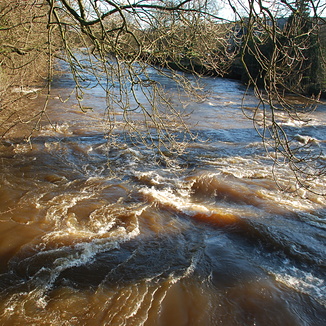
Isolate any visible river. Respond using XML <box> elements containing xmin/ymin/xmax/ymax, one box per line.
<box><xmin>0</xmin><ymin>68</ymin><xmax>325</xmax><ymax>325</ymax></box>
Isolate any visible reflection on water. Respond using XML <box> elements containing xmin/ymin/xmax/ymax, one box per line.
<box><xmin>0</xmin><ymin>73</ymin><xmax>325</xmax><ymax>325</ymax></box>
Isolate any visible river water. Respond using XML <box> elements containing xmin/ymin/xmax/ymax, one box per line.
<box><xmin>0</xmin><ymin>69</ymin><xmax>325</xmax><ymax>325</ymax></box>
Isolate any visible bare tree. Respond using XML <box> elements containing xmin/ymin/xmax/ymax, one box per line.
<box><xmin>236</xmin><ymin>0</ymin><xmax>326</xmax><ymax>194</ymax></box>
<box><xmin>0</xmin><ymin>0</ymin><xmax>325</xmax><ymax>193</ymax></box>
<box><xmin>41</xmin><ymin>0</ymin><xmax>237</xmax><ymax>159</ymax></box>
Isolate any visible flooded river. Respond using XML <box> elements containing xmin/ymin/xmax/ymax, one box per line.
<box><xmin>0</xmin><ymin>70</ymin><xmax>325</xmax><ymax>325</ymax></box>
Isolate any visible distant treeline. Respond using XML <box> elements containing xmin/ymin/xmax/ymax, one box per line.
<box><xmin>227</xmin><ymin>17</ymin><xmax>326</xmax><ymax>98</ymax></box>
<box><xmin>142</xmin><ymin>17</ymin><xmax>326</xmax><ymax>98</ymax></box>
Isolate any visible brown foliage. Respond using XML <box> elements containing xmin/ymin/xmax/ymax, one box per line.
<box><xmin>0</xmin><ymin>0</ymin><xmax>50</xmax><ymax>137</ymax></box>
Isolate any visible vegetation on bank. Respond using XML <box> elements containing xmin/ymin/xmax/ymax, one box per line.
<box><xmin>236</xmin><ymin>16</ymin><xmax>326</xmax><ymax>98</ymax></box>
<box><xmin>0</xmin><ymin>1</ymin><xmax>50</xmax><ymax>136</ymax></box>
<box><xmin>141</xmin><ymin>15</ymin><xmax>326</xmax><ymax>98</ymax></box>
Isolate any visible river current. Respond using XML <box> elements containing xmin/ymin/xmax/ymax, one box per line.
<box><xmin>0</xmin><ymin>69</ymin><xmax>325</xmax><ymax>325</ymax></box>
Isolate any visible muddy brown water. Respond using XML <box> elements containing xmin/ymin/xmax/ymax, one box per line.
<box><xmin>0</xmin><ymin>70</ymin><xmax>325</xmax><ymax>325</ymax></box>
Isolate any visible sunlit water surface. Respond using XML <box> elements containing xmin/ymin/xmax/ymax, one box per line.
<box><xmin>0</xmin><ymin>71</ymin><xmax>326</xmax><ymax>325</ymax></box>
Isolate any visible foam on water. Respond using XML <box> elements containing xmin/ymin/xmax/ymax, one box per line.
<box><xmin>269</xmin><ymin>262</ymin><xmax>326</xmax><ymax>307</ymax></box>
<box><xmin>140</xmin><ymin>183</ymin><xmax>242</xmax><ymax>225</ymax></box>
<box><xmin>1</xmin><ymin>72</ymin><xmax>326</xmax><ymax>325</ymax></box>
